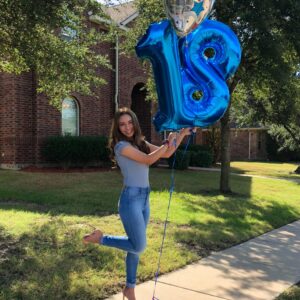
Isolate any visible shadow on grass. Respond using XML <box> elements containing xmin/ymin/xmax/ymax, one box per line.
<box><xmin>0</xmin><ymin>169</ymin><xmax>236</xmax><ymax>216</ymax></box>
<box><xmin>175</xmin><ymin>190</ymin><xmax>300</xmax><ymax>257</ymax></box>
<box><xmin>230</xmin><ymin>166</ymin><xmax>246</xmax><ymax>174</ymax></box>
<box><xmin>0</xmin><ymin>189</ymin><xmax>121</xmax><ymax>217</ymax></box>
<box><xmin>1</xmin><ymin>169</ymin><xmax>300</xmax><ymax>298</ymax></box>
<box><xmin>0</xmin><ymin>167</ymin><xmax>299</xmax><ymax>218</ymax></box>
<box><xmin>0</xmin><ymin>221</ymin><xmax>124</xmax><ymax>300</ymax></box>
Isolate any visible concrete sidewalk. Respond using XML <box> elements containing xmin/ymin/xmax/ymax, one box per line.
<box><xmin>107</xmin><ymin>220</ymin><xmax>300</xmax><ymax>300</ymax></box>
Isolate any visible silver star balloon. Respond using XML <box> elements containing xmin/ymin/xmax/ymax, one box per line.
<box><xmin>164</xmin><ymin>0</ymin><xmax>215</xmax><ymax>37</ymax></box>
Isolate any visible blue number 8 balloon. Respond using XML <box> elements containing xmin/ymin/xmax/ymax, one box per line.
<box><xmin>136</xmin><ymin>18</ymin><xmax>241</xmax><ymax>132</ymax></box>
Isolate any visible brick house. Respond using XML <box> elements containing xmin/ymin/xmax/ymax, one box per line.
<box><xmin>0</xmin><ymin>3</ymin><xmax>162</xmax><ymax>170</ymax></box>
<box><xmin>201</xmin><ymin>127</ymin><xmax>268</xmax><ymax>161</ymax></box>
<box><xmin>0</xmin><ymin>3</ymin><xmax>267</xmax><ymax>169</ymax></box>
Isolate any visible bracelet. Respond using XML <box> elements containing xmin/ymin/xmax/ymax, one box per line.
<box><xmin>162</xmin><ymin>139</ymin><xmax>170</xmax><ymax>147</ymax></box>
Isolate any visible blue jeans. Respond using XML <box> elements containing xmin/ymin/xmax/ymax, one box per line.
<box><xmin>102</xmin><ymin>186</ymin><xmax>150</xmax><ymax>288</ymax></box>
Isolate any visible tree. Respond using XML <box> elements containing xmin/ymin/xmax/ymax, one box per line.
<box><xmin>232</xmin><ymin>74</ymin><xmax>300</xmax><ymax>167</ymax></box>
<box><xmin>205</xmin><ymin>124</ymin><xmax>221</xmax><ymax>164</ymax></box>
<box><xmin>227</xmin><ymin>1</ymin><xmax>300</xmax><ymax>174</ymax></box>
<box><xmin>0</xmin><ymin>0</ymin><xmax>110</xmax><ymax>108</ymax></box>
<box><xmin>216</xmin><ymin>0</ymin><xmax>299</xmax><ymax>191</ymax></box>
<box><xmin>115</xmin><ymin>0</ymin><xmax>300</xmax><ymax>192</ymax></box>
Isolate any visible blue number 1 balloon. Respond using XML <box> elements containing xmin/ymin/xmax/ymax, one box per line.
<box><xmin>136</xmin><ymin>18</ymin><xmax>241</xmax><ymax>132</ymax></box>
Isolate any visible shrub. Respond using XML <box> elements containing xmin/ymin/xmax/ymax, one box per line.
<box><xmin>179</xmin><ymin>144</ymin><xmax>211</xmax><ymax>152</ymax></box>
<box><xmin>41</xmin><ymin>136</ymin><xmax>110</xmax><ymax>168</ymax></box>
<box><xmin>190</xmin><ymin>150</ymin><xmax>213</xmax><ymax>168</ymax></box>
<box><xmin>167</xmin><ymin>150</ymin><xmax>191</xmax><ymax>170</ymax></box>
<box><xmin>178</xmin><ymin>143</ymin><xmax>213</xmax><ymax>168</ymax></box>
<box><xmin>266</xmin><ymin>135</ymin><xmax>300</xmax><ymax>162</ymax></box>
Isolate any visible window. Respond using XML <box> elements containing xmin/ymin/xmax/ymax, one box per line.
<box><xmin>61</xmin><ymin>26</ymin><xmax>77</xmax><ymax>41</ymax></box>
<box><xmin>257</xmin><ymin>132</ymin><xmax>262</xmax><ymax>150</ymax></box>
<box><xmin>60</xmin><ymin>17</ymin><xmax>77</xmax><ymax>41</ymax></box>
<box><xmin>62</xmin><ymin>97</ymin><xmax>79</xmax><ymax>136</ymax></box>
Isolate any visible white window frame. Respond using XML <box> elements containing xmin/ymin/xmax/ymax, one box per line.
<box><xmin>61</xmin><ymin>97</ymin><xmax>80</xmax><ymax>136</ymax></box>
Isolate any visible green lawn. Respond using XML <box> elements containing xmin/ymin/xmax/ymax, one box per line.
<box><xmin>0</xmin><ymin>165</ymin><xmax>300</xmax><ymax>299</ymax></box>
<box><xmin>276</xmin><ymin>284</ymin><xmax>300</xmax><ymax>300</ymax></box>
<box><xmin>230</xmin><ymin>161</ymin><xmax>300</xmax><ymax>180</ymax></box>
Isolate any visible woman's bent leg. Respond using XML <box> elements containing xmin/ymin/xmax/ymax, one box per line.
<box><xmin>102</xmin><ymin>188</ymin><xmax>147</xmax><ymax>254</ymax></box>
<box><xmin>102</xmin><ymin>187</ymin><xmax>150</xmax><ymax>287</ymax></box>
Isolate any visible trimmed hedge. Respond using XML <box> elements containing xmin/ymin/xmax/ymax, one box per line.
<box><xmin>41</xmin><ymin>136</ymin><xmax>110</xmax><ymax>167</ymax></box>
<box><xmin>167</xmin><ymin>150</ymin><xmax>191</xmax><ymax>170</ymax></box>
<box><xmin>179</xmin><ymin>143</ymin><xmax>213</xmax><ymax>168</ymax></box>
<box><xmin>167</xmin><ymin>144</ymin><xmax>213</xmax><ymax>169</ymax></box>
<box><xmin>179</xmin><ymin>144</ymin><xmax>211</xmax><ymax>152</ymax></box>
<box><xmin>190</xmin><ymin>150</ymin><xmax>213</xmax><ymax>168</ymax></box>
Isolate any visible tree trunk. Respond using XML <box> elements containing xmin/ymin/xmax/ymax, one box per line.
<box><xmin>219</xmin><ymin>77</ymin><xmax>240</xmax><ymax>193</ymax></box>
<box><xmin>220</xmin><ymin>103</ymin><xmax>232</xmax><ymax>193</ymax></box>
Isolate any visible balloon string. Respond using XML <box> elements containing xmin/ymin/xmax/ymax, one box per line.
<box><xmin>152</xmin><ymin>132</ymin><xmax>194</xmax><ymax>300</ymax></box>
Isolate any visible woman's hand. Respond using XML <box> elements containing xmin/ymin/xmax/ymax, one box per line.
<box><xmin>179</xmin><ymin>127</ymin><xmax>197</xmax><ymax>136</ymax></box>
<box><xmin>167</xmin><ymin>132</ymin><xmax>177</xmax><ymax>147</ymax></box>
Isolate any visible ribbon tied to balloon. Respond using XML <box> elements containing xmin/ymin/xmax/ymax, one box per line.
<box><xmin>136</xmin><ymin>0</ymin><xmax>242</xmax><ymax>131</ymax></box>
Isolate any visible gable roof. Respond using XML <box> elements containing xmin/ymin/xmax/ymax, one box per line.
<box><xmin>90</xmin><ymin>1</ymin><xmax>138</xmax><ymax>30</ymax></box>
<box><xmin>104</xmin><ymin>2</ymin><xmax>138</xmax><ymax>25</ymax></box>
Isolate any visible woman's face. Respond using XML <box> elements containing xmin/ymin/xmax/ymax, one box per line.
<box><xmin>119</xmin><ymin>114</ymin><xmax>134</xmax><ymax>138</ymax></box>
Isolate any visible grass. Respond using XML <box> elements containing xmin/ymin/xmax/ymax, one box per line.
<box><xmin>0</xmin><ymin>165</ymin><xmax>300</xmax><ymax>299</ymax></box>
<box><xmin>229</xmin><ymin>161</ymin><xmax>300</xmax><ymax>180</ymax></box>
<box><xmin>276</xmin><ymin>284</ymin><xmax>300</xmax><ymax>300</ymax></box>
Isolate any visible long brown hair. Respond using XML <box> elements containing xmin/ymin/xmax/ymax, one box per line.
<box><xmin>109</xmin><ymin>107</ymin><xmax>150</xmax><ymax>158</ymax></box>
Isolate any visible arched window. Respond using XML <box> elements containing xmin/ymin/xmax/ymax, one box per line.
<box><xmin>61</xmin><ymin>26</ymin><xmax>77</xmax><ymax>42</ymax></box>
<box><xmin>62</xmin><ymin>97</ymin><xmax>79</xmax><ymax>136</ymax></box>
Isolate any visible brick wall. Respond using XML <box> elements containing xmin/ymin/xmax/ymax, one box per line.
<box><xmin>0</xmin><ymin>73</ymin><xmax>17</xmax><ymax>167</ymax></box>
<box><xmin>0</xmin><ymin>72</ymin><xmax>37</xmax><ymax>168</ymax></box>
<box><xmin>0</xmin><ymin>22</ymin><xmax>156</xmax><ymax>168</ymax></box>
<box><xmin>201</xmin><ymin>128</ymin><xmax>267</xmax><ymax>161</ymax></box>
<box><xmin>230</xmin><ymin>129</ymin><xmax>267</xmax><ymax>160</ymax></box>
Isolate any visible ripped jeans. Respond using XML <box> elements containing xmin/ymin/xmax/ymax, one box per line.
<box><xmin>102</xmin><ymin>186</ymin><xmax>150</xmax><ymax>288</ymax></box>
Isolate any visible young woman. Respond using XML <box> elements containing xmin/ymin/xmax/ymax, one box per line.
<box><xmin>83</xmin><ymin>107</ymin><xmax>193</xmax><ymax>300</ymax></box>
